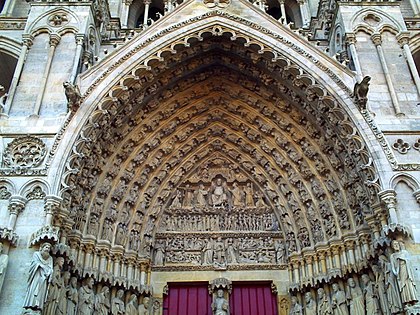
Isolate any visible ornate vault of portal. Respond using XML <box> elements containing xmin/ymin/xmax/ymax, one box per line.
<box><xmin>54</xmin><ymin>24</ymin><xmax>383</xmax><ymax>296</ymax></box>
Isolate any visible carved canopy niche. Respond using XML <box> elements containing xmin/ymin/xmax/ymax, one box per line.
<box><xmin>58</xmin><ymin>32</ymin><xmax>381</xmax><ymax>287</ymax></box>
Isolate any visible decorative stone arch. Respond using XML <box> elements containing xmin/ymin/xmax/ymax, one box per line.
<box><xmin>19</xmin><ymin>179</ymin><xmax>50</xmax><ymax>201</ymax></box>
<box><xmin>390</xmin><ymin>173</ymin><xmax>420</xmax><ymax>192</ymax></box>
<box><xmin>47</xmin><ymin>5</ymin><xmax>393</xmax><ymax>294</ymax></box>
<box><xmin>350</xmin><ymin>8</ymin><xmax>405</xmax><ymax>34</ymax></box>
<box><xmin>0</xmin><ymin>35</ymin><xmax>21</xmax><ymax>59</ymax></box>
<box><xmin>0</xmin><ymin>179</ymin><xmax>16</xmax><ymax>200</ymax></box>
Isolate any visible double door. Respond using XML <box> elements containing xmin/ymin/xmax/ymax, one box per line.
<box><xmin>162</xmin><ymin>281</ymin><xmax>278</xmax><ymax>315</ymax></box>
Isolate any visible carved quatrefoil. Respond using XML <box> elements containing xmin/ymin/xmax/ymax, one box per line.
<box><xmin>3</xmin><ymin>136</ymin><xmax>47</xmax><ymax>168</ymax></box>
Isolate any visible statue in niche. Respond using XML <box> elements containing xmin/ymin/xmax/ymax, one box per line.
<box><xmin>361</xmin><ymin>274</ymin><xmax>381</xmax><ymax>314</ymax></box>
<box><xmin>78</xmin><ymin>277</ymin><xmax>95</xmax><ymax>315</ymax></box>
<box><xmin>346</xmin><ymin>278</ymin><xmax>364</xmax><ymax>315</ymax></box>
<box><xmin>244</xmin><ymin>182</ymin><xmax>255</xmax><ymax>207</ymax></box>
<box><xmin>57</xmin><ymin>271</ymin><xmax>71</xmax><ymax>315</ymax></box>
<box><xmin>23</xmin><ymin>242</ymin><xmax>54</xmax><ymax>311</ymax></box>
<box><xmin>170</xmin><ymin>190</ymin><xmax>182</xmax><ymax>208</ymax></box>
<box><xmin>87</xmin><ymin>214</ymin><xmax>99</xmax><ymax>236</ymax></box>
<box><xmin>304</xmin><ymin>292</ymin><xmax>317</xmax><ymax>315</ymax></box>
<box><xmin>289</xmin><ymin>296</ymin><xmax>303</xmax><ymax>315</ymax></box>
<box><xmin>274</xmin><ymin>240</ymin><xmax>286</xmax><ymax>264</ymax></box>
<box><xmin>231</xmin><ymin>182</ymin><xmax>243</xmax><ymax>207</ymax></box>
<box><xmin>202</xmin><ymin>238</ymin><xmax>214</xmax><ymax>265</ymax></box>
<box><xmin>0</xmin><ymin>242</ymin><xmax>8</xmax><ymax>295</ymax></box>
<box><xmin>378</xmin><ymin>255</ymin><xmax>403</xmax><ymax>314</ymax></box>
<box><xmin>44</xmin><ymin>256</ymin><xmax>65</xmax><ymax>315</ymax></box>
<box><xmin>102</xmin><ymin>220</ymin><xmax>113</xmax><ymax>242</ymax></box>
<box><xmin>331</xmin><ymin>283</ymin><xmax>349</xmax><ymax>315</ymax></box>
<box><xmin>115</xmin><ymin>223</ymin><xmax>127</xmax><ymax>246</ymax></box>
<box><xmin>226</xmin><ymin>238</ymin><xmax>237</xmax><ymax>264</ymax></box>
<box><xmin>154</xmin><ymin>240</ymin><xmax>166</xmax><ymax>266</ymax></box>
<box><xmin>212</xmin><ymin>289</ymin><xmax>229</xmax><ymax>315</ymax></box>
<box><xmin>67</xmin><ymin>276</ymin><xmax>79</xmax><ymax>315</ymax></box>
<box><xmin>111</xmin><ymin>289</ymin><xmax>125</xmax><ymax>314</ymax></box>
<box><xmin>195</xmin><ymin>183</ymin><xmax>208</xmax><ymax>207</ymax></box>
<box><xmin>390</xmin><ymin>240</ymin><xmax>419</xmax><ymax>305</ymax></box>
<box><xmin>94</xmin><ymin>286</ymin><xmax>110</xmax><ymax>315</ymax></box>
<box><xmin>139</xmin><ymin>296</ymin><xmax>150</xmax><ymax>315</ymax></box>
<box><xmin>317</xmin><ymin>288</ymin><xmax>332</xmax><ymax>315</ymax></box>
<box><xmin>126</xmin><ymin>294</ymin><xmax>138</xmax><ymax>315</ymax></box>
<box><xmin>182</xmin><ymin>184</ymin><xmax>194</xmax><ymax>207</ymax></box>
<box><xmin>372</xmin><ymin>264</ymin><xmax>389</xmax><ymax>315</ymax></box>
<box><xmin>255</xmin><ymin>191</ymin><xmax>267</xmax><ymax>207</ymax></box>
<box><xmin>210</xmin><ymin>178</ymin><xmax>229</xmax><ymax>207</ymax></box>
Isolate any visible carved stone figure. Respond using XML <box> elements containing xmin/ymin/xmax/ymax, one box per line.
<box><xmin>289</xmin><ymin>296</ymin><xmax>303</xmax><ymax>315</ymax></box>
<box><xmin>346</xmin><ymin>278</ymin><xmax>364</xmax><ymax>315</ymax></box>
<box><xmin>196</xmin><ymin>183</ymin><xmax>208</xmax><ymax>207</ymax></box>
<box><xmin>111</xmin><ymin>289</ymin><xmax>125</xmax><ymax>314</ymax></box>
<box><xmin>379</xmin><ymin>255</ymin><xmax>403</xmax><ymax>314</ymax></box>
<box><xmin>203</xmin><ymin>238</ymin><xmax>214</xmax><ymax>265</ymax></box>
<box><xmin>214</xmin><ymin>237</ymin><xmax>226</xmax><ymax>266</ymax></box>
<box><xmin>63</xmin><ymin>81</ymin><xmax>82</xmax><ymax>112</ymax></box>
<box><xmin>23</xmin><ymin>242</ymin><xmax>54</xmax><ymax>311</ymax></box>
<box><xmin>211</xmin><ymin>178</ymin><xmax>228</xmax><ymax>206</ymax></box>
<box><xmin>372</xmin><ymin>264</ymin><xmax>390</xmax><ymax>315</ymax></box>
<box><xmin>274</xmin><ymin>240</ymin><xmax>286</xmax><ymax>264</ymax></box>
<box><xmin>183</xmin><ymin>184</ymin><xmax>194</xmax><ymax>207</ymax></box>
<box><xmin>94</xmin><ymin>286</ymin><xmax>110</xmax><ymax>315</ymax></box>
<box><xmin>154</xmin><ymin>240</ymin><xmax>165</xmax><ymax>266</ymax></box>
<box><xmin>317</xmin><ymin>288</ymin><xmax>332</xmax><ymax>315</ymax></box>
<box><xmin>231</xmin><ymin>182</ymin><xmax>243</xmax><ymax>207</ymax></box>
<box><xmin>305</xmin><ymin>292</ymin><xmax>317</xmax><ymax>315</ymax></box>
<box><xmin>57</xmin><ymin>271</ymin><xmax>71</xmax><ymax>315</ymax></box>
<box><xmin>390</xmin><ymin>240</ymin><xmax>418</xmax><ymax>305</ymax></box>
<box><xmin>78</xmin><ymin>277</ymin><xmax>95</xmax><ymax>315</ymax></box>
<box><xmin>226</xmin><ymin>239</ymin><xmax>237</xmax><ymax>264</ymax></box>
<box><xmin>170</xmin><ymin>190</ymin><xmax>182</xmax><ymax>208</ymax></box>
<box><xmin>361</xmin><ymin>274</ymin><xmax>380</xmax><ymax>314</ymax></box>
<box><xmin>244</xmin><ymin>182</ymin><xmax>255</xmax><ymax>207</ymax></box>
<box><xmin>139</xmin><ymin>296</ymin><xmax>150</xmax><ymax>315</ymax></box>
<box><xmin>331</xmin><ymin>283</ymin><xmax>349</xmax><ymax>315</ymax></box>
<box><xmin>352</xmin><ymin>76</ymin><xmax>371</xmax><ymax>110</ymax></box>
<box><xmin>212</xmin><ymin>289</ymin><xmax>229</xmax><ymax>315</ymax></box>
<box><xmin>126</xmin><ymin>294</ymin><xmax>138</xmax><ymax>315</ymax></box>
<box><xmin>44</xmin><ymin>256</ymin><xmax>65</xmax><ymax>315</ymax></box>
<box><xmin>67</xmin><ymin>277</ymin><xmax>79</xmax><ymax>315</ymax></box>
<box><xmin>0</xmin><ymin>242</ymin><xmax>9</xmax><ymax>295</ymax></box>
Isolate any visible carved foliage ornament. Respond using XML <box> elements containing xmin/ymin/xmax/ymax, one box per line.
<box><xmin>3</xmin><ymin>136</ymin><xmax>47</xmax><ymax>168</ymax></box>
<box><xmin>47</xmin><ymin>13</ymin><xmax>69</xmax><ymax>27</ymax></box>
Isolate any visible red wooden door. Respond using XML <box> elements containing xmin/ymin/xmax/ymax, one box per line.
<box><xmin>162</xmin><ymin>282</ymin><xmax>212</xmax><ymax>315</ymax></box>
<box><xmin>230</xmin><ymin>282</ymin><xmax>278</xmax><ymax>315</ymax></box>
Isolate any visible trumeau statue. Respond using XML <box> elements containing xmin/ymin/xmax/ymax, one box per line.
<box><xmin>0</xmin><ymin>242</ymin><xmax>9</xmax><ymax>295</ymax></box>
<box><xmin>212</xmin><ymin>289</ymin><xmax>229</xmax><ymax>315</ymax></box>
<box><xmin>304</xmin><ymin>292</ymin><xmax>317</xmax><ymax>315</ymax></box>
<box><xmin>111</xmin><ymin>289</ymin><xmax>126</xmax><ymax>315</ymax></box>
<box><xmin>23</xmin><ymin>242</ymin><xmax>54</xmax><ymax>311</ymax></box>
<box><xmin>346</xmin><ymin>278</ymin><xmax>364</xmax><ymax>315</ymax></box>
<box><xmin>390</xmin><ymin>240</ymin><xmax>419</xmax><ymax>305</ymax></box>
<box><xmin>78</xmin><ymin>277</ymin><xmax>95</xmax><ymax>315</ymax></box>
<box><xmin>289</xmin><ymin>296</ymin><xmax>303</xmax><ymax>315</ymax></box>
<box><xmin>94</xmin><ymin>286</ymin><xmax>110</xmax><ymax>315</ymax></box>
<box><xmin>44</xmin><ymin>256</ymin><xmax>65</xmax><ymax>315</ymax></box>
<box><xmin>331</xmin><ymin>283</ymin><xmax>348</xmax><ymax>315</ymax></box>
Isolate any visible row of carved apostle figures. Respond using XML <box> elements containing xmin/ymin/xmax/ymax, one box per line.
<box><xmin>21</xmin><ymin>242</ymin><xmax>159</xmax><ymax>315</ymax></box>
<box><xmin>290</xmin><ymin>241</ymin><xmax>418</xmax><ymax>314</ymax></box>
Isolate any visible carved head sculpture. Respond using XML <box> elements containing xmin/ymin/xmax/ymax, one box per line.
<box><xmin>143</xmin><ymin>297</ymin><xmax>150</xmax><ymax>308</ymax></box>
<box><xmin>40</xmin><ymin>242</ymin><xmax>52</xmax><ymax>260</ymax></box>
<box><xmin>216</xmin><ymin>289</ymin><xmax>224</xmax><ymax>298</ymax></box>
<box><xmin>86</xmin><ymin>277</ymin><xmax>94</xmax><ymax>289</ymax></box>
<box><xmin>304</xmin><ymin>292</ymin><xmax>313</xmax><ymax>303</ymax></box>
<box><xmin>102</xmin><ymin>286</ymin><xmax>110</xmax><ymax>296</ymax></box>
<box><xmin>290</xmin><ymin>296</ymin><xmax>298</xmax><ymax>305</ymax></box>
<box><xmin>117</xmin><ymin>289</ymin><xmax>124</xmax><ymax>298</ymax></box>
<box><xmin>70</xmin><ymin>277</ymin><xmax>78</xmax><ymax>288</ymax></box>
<box><xmin>332</xmin><ymin>283</ymin><xmax>339</xmax><ymax>292</ymax></box>
<box><xmin>361</xmin><ymin>274</ymin><xmax>370</xmax><ymax>285</ymax></box>
<box><xmin>55</xmin><ymin>256</ymin><xmax>65</xmax><ymax>268</ymax></box>
<box><xmin>391</xmin><ymin>240</ymin><xmax>401</xmax><ymax>252</ymax></box>
<box><xmin>317</xmin><ymin>288</ymin><xmax>325</xmax><ymax>299</ymax></box>
<box><xmin>63</xmin><ymin>271</ymin><xmax>71</xmax><ymax>285</ymax></box>
<box><xmin>347</xmin><ymin>278</ymin><xmax>355</xmax><ymax>288</ymax></box>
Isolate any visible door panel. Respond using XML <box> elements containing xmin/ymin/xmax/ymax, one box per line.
<box><xmin>162</xmin><ymin>282</ymin><xmax>212</xmax><ymax>315</ymax></box>
<box><xmin>230</xmin><ymin>282</ymin><xmax>278</xmax><ymax>315</ymax></box>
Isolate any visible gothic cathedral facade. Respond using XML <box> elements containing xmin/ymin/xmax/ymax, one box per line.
<box><xmin>0</xmin><ymin>0</ymin><xmax>419</xmax><ymax>314</ymax></box>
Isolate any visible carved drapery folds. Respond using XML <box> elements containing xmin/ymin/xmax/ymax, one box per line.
<box><xmin>58</xmin><ymin>33</ymin><xmax>381</xmax><ymax>294</ymax></box>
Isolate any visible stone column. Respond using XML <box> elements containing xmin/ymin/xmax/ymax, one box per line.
<box><xmin>278</xmin><ymin>0</ymin><xmax>287</xmax><ymax>24</ymax></box>
<box><xmin>70</xmin><ymin>34</ymin><xmax>85</xmax><ymax>83</ymax></box>
<box><xmin>378</xmin><ymin>189</ymin><xmax>398</xmax><ymax>224</ymax></box>
<box><xmin>345</xmin><ymin>33</ymin><xmax>363</xmax><ymax>82</ymax></box>
<box><xmin>120</xmin><ymin>0</ymin><xmax>132</xmax><ymax>28</ymax></box>
<box><xmin>4</xmin><ymin>35</ymin><xmax>33</xmax><ymax>115</ymax></box>
<box><xmin>7</xmin><ymin>196</ymin><xmax>26</xmax><ymax>230</ymax></box>
<box><xmin>33</xmin><ymin>34</ymin><xmax>61</xmax><ymax>116</ymax></box>
<box><xmin>143</xmin><ymin>0</ymin><xmax>151</xmax><ymax>26</ymax></box>
<box><xmin>371</xmin><ymin>33</ymin><xmax>403</xmax><ymax>116</ymax></box>
<box><xmin>297</xmin><ymin>0</ymin><xmax>310</xmax><ymax>27</ymax></box>
<box><xmin>140</xmin><ymin>262</ymin><xmax>147</xmax><ymax>285</ymax></box>
<box><xmin>44</xmin><ymin>195</ymin><xmax>62</xmax><ymax>226</ymax></box>
<box><xmin>397</xmin><ymin>32</ymin><xmax>420</xmax><ymax>97</ymax></box>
